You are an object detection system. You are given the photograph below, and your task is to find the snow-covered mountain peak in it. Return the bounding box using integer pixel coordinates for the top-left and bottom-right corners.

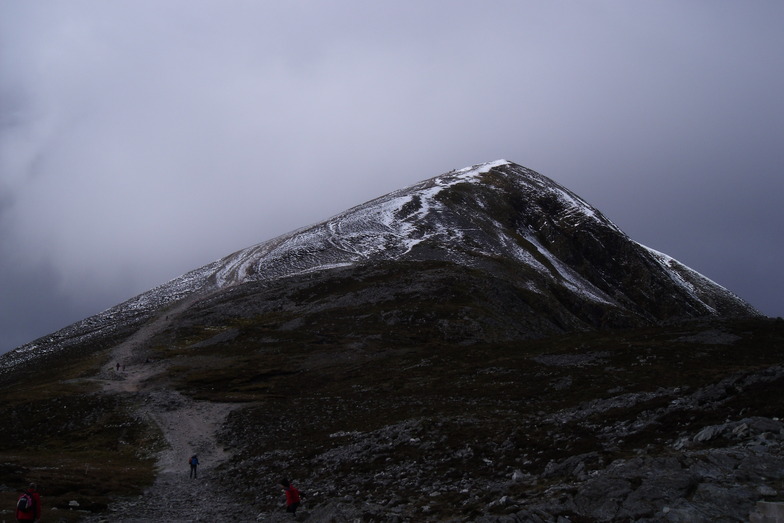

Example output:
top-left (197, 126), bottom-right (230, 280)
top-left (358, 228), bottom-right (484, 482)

top-left (140, 160), bottom-right (752, 315)
top-left (209, 161), bottom-right (588, 286)
top-left (444, 159), bottom-right (510, 180)
top-left (0, 160), bottom-right (760, 373)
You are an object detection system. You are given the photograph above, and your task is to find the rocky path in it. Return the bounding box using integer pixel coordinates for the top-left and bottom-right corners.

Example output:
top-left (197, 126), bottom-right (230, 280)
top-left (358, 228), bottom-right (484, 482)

top-left (83, 298), bottom-right (255, 522)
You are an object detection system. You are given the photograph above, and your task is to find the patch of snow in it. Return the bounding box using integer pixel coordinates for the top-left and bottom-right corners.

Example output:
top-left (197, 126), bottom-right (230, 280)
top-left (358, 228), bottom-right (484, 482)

top-left (523, 233), bottom-right (617, 306)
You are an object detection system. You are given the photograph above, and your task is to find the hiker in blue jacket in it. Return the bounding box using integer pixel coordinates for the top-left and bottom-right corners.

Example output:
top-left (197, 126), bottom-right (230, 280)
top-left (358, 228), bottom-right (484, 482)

top-left (189, 455), bottom-right (199, 479)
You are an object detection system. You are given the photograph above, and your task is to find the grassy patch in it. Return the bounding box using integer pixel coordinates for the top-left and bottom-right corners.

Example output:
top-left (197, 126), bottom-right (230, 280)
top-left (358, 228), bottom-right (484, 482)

top-left (0, 343), bottom-right (161, 517)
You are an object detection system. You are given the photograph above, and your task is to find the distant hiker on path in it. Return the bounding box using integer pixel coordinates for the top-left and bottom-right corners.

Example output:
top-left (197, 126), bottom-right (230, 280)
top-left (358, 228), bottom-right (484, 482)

top-left (15, 483), bottom-right (41, 523)
top-left (189, 454), bottom-right (199, 478)
top-left (280, 478), bottom-right (303, 517)
top-left (116, 362), bottom-right (120, 372)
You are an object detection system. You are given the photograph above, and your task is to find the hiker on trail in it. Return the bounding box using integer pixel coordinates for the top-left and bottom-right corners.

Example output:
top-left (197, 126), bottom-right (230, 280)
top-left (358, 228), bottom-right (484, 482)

top-left (15, 483), bottom-right (41, 523)
top-left (280, 478), bottom-right (303, 517)
top-left (189, 454), bottom-right (199, 478)
top-left (116, 362), bottom-right (120, 372)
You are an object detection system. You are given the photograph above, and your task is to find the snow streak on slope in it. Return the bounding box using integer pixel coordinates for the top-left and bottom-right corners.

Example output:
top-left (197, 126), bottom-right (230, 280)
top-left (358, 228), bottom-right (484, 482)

top-left (640, 245), bottom-right (742, 315)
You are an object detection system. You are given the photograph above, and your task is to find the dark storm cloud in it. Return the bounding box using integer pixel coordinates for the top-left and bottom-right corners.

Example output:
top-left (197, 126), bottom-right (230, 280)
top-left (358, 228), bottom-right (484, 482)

top-left (1, 1), bottom-right (782, 353)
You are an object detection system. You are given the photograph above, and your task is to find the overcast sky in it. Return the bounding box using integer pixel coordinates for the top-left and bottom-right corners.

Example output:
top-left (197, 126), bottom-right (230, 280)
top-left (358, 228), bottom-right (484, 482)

top-left (1, 1), bottom-right (782, 354)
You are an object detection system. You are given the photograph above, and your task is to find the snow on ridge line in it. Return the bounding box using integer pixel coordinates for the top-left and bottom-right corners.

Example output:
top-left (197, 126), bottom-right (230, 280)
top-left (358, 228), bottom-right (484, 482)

top-left (452, 159), bottom-right (510, 178)
top-left (639, 244), bottom-right (726, 291)
top-left (637, 243), bottom-right (747, 315)
top-left (395, 159), bottom-right (510, 193)
top-left (446, 160), bottom-right (617, 232)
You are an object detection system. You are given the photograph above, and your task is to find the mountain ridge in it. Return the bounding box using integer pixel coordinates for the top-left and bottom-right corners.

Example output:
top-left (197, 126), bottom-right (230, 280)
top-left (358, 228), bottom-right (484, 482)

top-left (121, 159), bottom-right (762, 318)
top-left (0, 160), bottom-right (760, 373)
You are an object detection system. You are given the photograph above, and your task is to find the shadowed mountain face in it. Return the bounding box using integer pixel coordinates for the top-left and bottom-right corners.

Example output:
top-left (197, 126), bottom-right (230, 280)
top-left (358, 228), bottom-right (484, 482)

top-left (0, 161), bottom-right (773, 522)
top-left (0, 160), bottom-right (759, 372)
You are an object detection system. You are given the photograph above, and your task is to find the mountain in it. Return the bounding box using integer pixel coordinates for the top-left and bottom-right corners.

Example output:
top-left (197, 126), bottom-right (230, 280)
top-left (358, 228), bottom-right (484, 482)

top-left (0, 160), bottom-right (759, 373)
top-left (0, 160), bottom-right (776, 523)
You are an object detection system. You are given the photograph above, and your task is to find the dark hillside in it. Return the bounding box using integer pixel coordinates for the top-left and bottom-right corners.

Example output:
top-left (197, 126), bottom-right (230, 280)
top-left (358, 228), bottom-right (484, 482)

top-left (208, 317), bottom-right (784, 521)
top-left (157, 260), bottom-right (638, 347)
top-left (0, 335), bottom-right (159, 521)
top-left (157, 306), bottom-right (784, 521)
top-left (2, 296), bottom-right (780, 521)
top-left (0, 275), bottom-right (781, 521)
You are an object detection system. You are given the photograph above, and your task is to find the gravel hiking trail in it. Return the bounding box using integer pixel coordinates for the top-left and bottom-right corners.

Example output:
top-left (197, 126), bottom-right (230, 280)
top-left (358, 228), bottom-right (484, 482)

top-left (82, 298), bottom-right (259, 522)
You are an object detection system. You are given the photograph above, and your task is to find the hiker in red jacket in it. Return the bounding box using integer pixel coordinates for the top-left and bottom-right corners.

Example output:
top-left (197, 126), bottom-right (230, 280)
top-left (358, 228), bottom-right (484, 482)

top-left (280, 478), bottom-right (303, 516)
top-left (16, 483), bottom-right (41, 523)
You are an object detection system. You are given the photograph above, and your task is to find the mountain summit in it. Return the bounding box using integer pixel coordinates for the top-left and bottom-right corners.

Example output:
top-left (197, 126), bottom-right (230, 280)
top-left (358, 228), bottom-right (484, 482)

top-left (2, 160), bottom-right (759, 370)
top-left (163, 159), bottom-right (757, 319)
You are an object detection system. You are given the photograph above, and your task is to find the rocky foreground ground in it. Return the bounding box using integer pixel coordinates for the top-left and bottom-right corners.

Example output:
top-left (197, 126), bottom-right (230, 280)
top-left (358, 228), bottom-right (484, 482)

top-left (219, 368), bottom-right (784, 522)
top-left (5, 306), bottom-right (780, 522)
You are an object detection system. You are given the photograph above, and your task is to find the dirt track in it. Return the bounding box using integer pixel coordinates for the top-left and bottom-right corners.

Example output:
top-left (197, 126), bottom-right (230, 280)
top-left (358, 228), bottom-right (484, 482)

top-left (83, 300), bottom-right (257, 522)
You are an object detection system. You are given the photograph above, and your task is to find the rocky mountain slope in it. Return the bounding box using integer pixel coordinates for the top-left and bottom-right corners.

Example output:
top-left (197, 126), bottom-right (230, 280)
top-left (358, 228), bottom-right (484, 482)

top-left (0, 160), bottom-right (776, 522)
top-left (0, 160), bottom-right (759, 373)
